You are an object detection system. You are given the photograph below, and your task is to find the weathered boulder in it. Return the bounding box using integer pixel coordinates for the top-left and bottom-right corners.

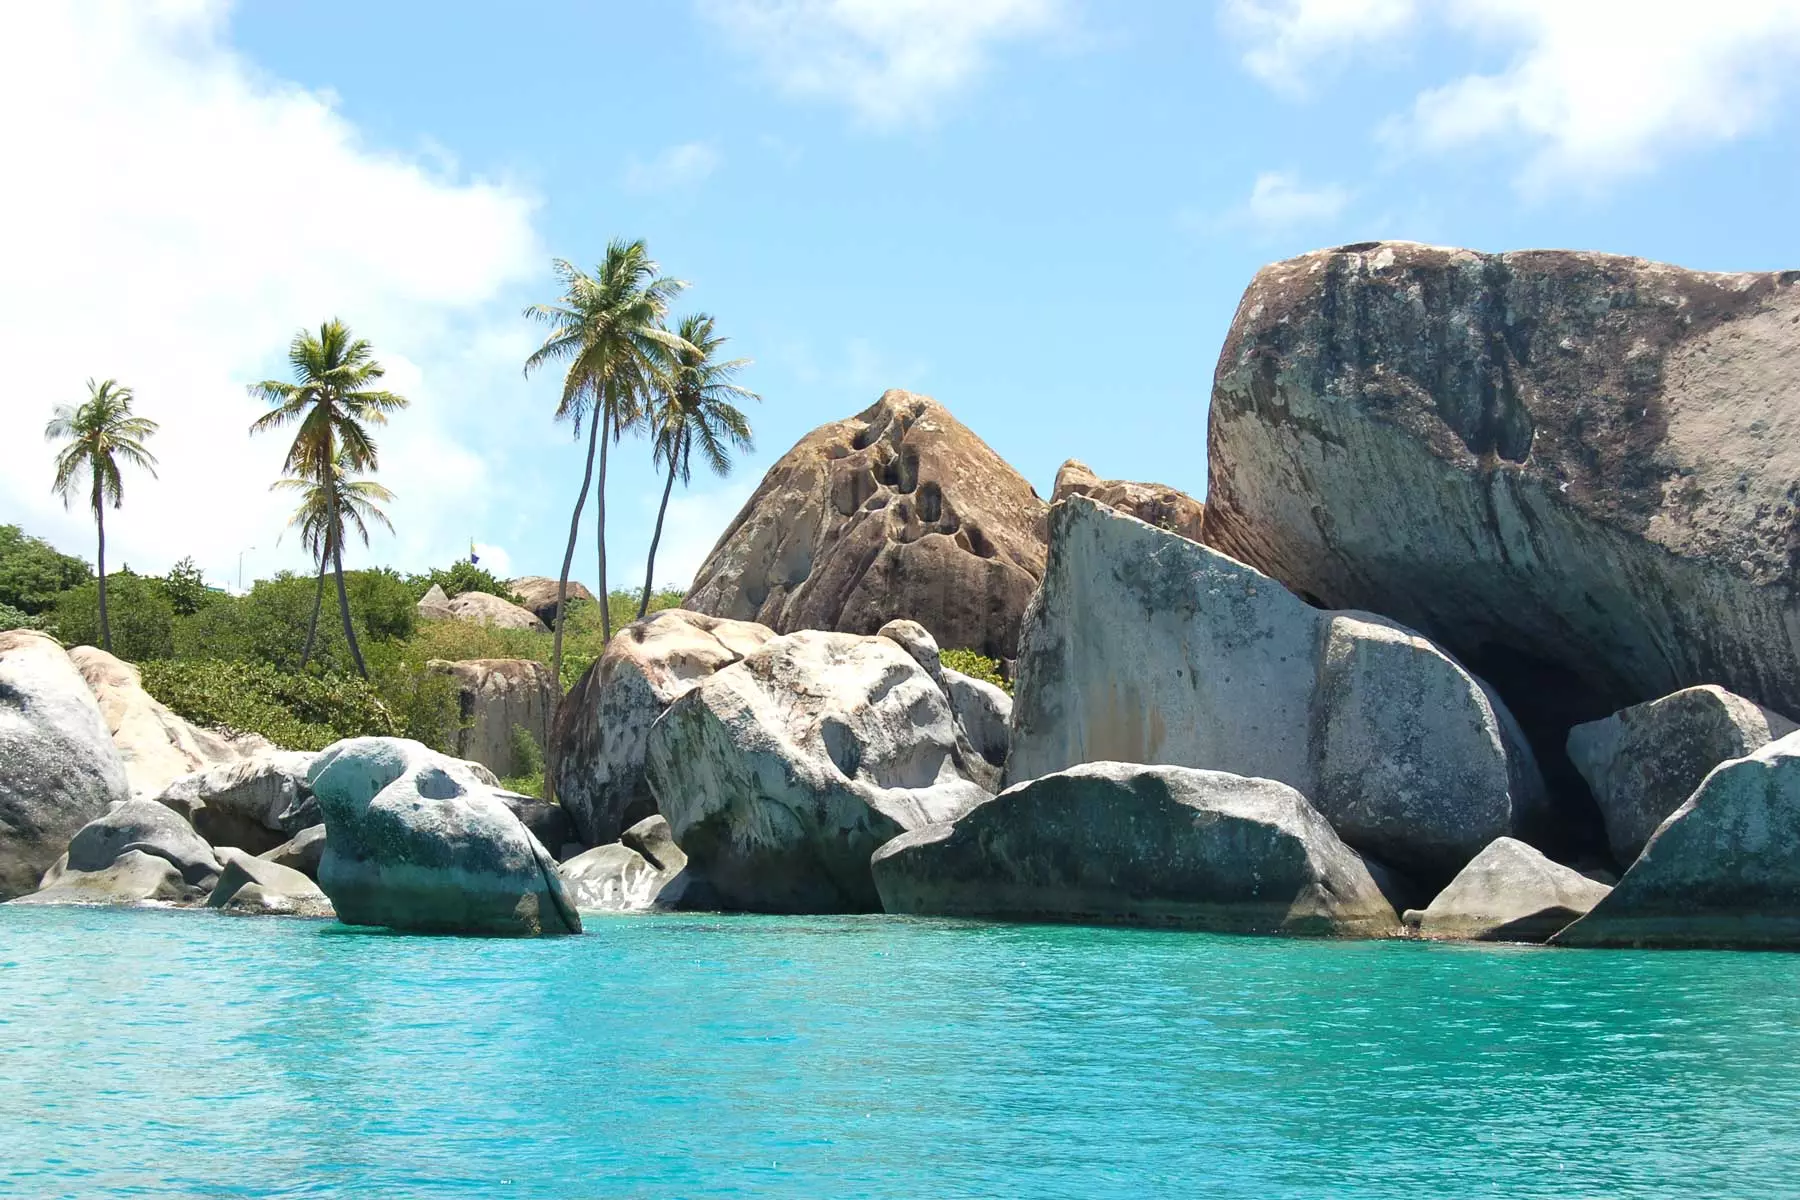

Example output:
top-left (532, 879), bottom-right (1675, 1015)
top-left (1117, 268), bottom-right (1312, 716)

top-left (1569, 686), bottom-right (1798, 867)
top-left (64, 798), bottom-right (223, 888)
top-left (427, 658), bottom-right (553, 778)
top-left (259, 824), bottom-right (326, 879)
top-left (557, 816), bottom-right (700, 913)
top-left (683, 390), bottom-right (1048, 660)
top-left (207, 847), bottom-right (333, 917)
top-left (308, 737), bottom-right (580, 936)
top-left (0, 630), bottom-right (131, 899)
top-left (872, 762), bottom-right (1396, 936)
top-left (417, 583), bottom-right (455, 621)
top-left (7, 850), bottom-right (192, 907)
top-left (1402, 837), bottom-right (1611, 942)
top-left (70, 645), bottom-right (256, 797)
top-left (551, 608), bottom-right (774, 846)
top-left (1555, 731), bottom-right (1800, 948)
top-left (1051, 458), bottom-right (1204, 542)
top-left (1008, 497), bottom-right (1545, 882)
top-left (442, 590), bottom-right (549, 632)
top-left (496, 792), bottom-right (576, 859)
top-left (153, 752), bottom-right (318, 856)
top-left (1205, 242), bottom-right (1800, 800)
top-left (875, 618), bottom-right (1007, 792)
top-left (646, 628), bottom-right (995, 913)
top-left (509, 576), bottom-right (596, 627)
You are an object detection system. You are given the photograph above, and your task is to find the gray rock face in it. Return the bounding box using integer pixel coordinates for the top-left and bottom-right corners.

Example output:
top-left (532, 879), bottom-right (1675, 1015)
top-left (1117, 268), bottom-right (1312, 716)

top-left (443, 590), bottom-right (549, 632)
top-left (509, 576), bottom-right (596, 628)
top-left (1051, 458), bottom-right (1205, 543)
top-left (66, 798), bottom-right (221, 888)
top-left (207, 847), bottom-right (333, 917)
top-left (495, 792), bottom-right (575, 859)
top-left (427, 658), bottom-right (553, 779)
top-left (153, 753), bottom-right (318, 856)
top-left (7, 850), bottom-right (192, 907)
top-left (646, 628), bottom-right (995, 913)
top-left (1205, 242), bottom-right (1800, 768)
top-left (557, 817), bottom-right (698, 913)
top-left (1569, 686), bottom-right (1798, 867)
top-left (1555, 731), bottom-right (1800, 948)
top-left (1007, 497), bottom-right (1545, 881)
top-left (1403, 837), bottom-right (1611, 943)
top-left (309, 737), bottom-right (580, 936)
top-left (872, 762), bottom-right (1397, 936)
top-left (551, 609), bottom-right (775, 846)
top-left (0, 630), bottom-right (132, 899)
top-left (259, 824), bottom-right (326, 879)
top-left (417, 584), bottom-right (455, 621)
top-left (70, 645), bottom-right (257, 798)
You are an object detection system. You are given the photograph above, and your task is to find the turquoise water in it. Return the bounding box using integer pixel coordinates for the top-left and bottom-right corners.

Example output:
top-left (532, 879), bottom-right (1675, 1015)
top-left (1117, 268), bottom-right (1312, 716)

top-left (3, 908), bottom-right (1799, 1199)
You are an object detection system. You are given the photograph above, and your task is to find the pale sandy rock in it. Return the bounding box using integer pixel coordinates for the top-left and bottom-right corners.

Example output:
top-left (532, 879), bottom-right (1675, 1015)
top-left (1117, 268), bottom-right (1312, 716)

top-left (207, 846), bottom-right (333, 917)
top-left (442, 591), bottom-right (549, 632)
top-left (558, 817), bottom-right (695, 913)
top-left (6, 849), bottom-right (192, 907)
top-left (69, 645), bottom-right (256, 798)
top-left (428, 658), bottom-right (553, 777)
top-left (416, 583), bottom-right (455, 621)
top-left (1052, 458), bottom-right (1204, 542)
top-left (684, 390), bottom-right (1048, 660)
top-left (509, 576), bottom-right (597, 627)
top-left (1404, 837), bottom-right (1611, 943)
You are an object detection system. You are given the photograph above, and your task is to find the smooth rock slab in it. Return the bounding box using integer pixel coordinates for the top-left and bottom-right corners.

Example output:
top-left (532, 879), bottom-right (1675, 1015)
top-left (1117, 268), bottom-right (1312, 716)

top-left (154, 753), bottom-right (318, 856)
top-left (1569, 686), bottom-right (1797, 867)
top-left (7, 849), bottom-right (192, 907)
top-left (208, 848), bottom-right (333, 917)
top-left (872, 762), bottom-right (1398, 937)
top-left (1403, 837), bottom-right (1611, 943)
top-left (64, 798), bottom-right (222, 888)
top-left (259, 825), bottom-right (326, 879)
top-left (70, 645), bottom-right (257, 799)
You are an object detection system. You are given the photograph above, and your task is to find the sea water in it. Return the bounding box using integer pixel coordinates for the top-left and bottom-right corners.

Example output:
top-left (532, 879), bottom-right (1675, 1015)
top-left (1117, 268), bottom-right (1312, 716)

top-left (3, 905), bottom-right (1798, 1199)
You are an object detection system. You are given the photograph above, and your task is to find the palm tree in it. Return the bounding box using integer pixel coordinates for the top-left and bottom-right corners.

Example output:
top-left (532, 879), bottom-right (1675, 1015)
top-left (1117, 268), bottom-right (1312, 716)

top-left (522, 240), bottom-right (688, 694)
top-left (638, 314), bottom-right (757, 620)
top-left (46, 379), bottom-right (159, 652)
top-left (274, 456), bottom-right (395, 671)
top-left (248, 320), bottom-right (407, 679)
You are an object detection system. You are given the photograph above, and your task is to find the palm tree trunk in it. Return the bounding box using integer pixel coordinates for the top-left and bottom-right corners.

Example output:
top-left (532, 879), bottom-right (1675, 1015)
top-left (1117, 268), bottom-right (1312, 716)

top-left (548, 409), bottom-right (602, 805)
top-left (298, 559), bottom-right (326, 670)
top-left (94, 492), bottom-right (110, 653)
top-left (596, 406), bottom-right (613, 642)
top-left (638, 454), bottom-right (679, 620)
top-left (327, 486), bottom-right (368, 679)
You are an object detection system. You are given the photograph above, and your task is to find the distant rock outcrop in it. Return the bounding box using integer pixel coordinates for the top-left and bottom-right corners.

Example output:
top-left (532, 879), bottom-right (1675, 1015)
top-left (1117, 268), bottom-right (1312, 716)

top-left (1051, 459), bottom-right (1204, 542)
top-left (509, 577), bottom-right (596, 628)
top-left (683, 390), bottom-right (1048, 660)
top-left (428, 658), bottom-right (553, 778)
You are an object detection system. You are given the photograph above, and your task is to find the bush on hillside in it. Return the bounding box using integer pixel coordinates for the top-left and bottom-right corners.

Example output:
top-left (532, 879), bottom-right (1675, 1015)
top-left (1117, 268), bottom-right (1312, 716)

top-left (939, 647), bottom-right (1010, 694)
top-left (171, 568), bottom-right (417, 673)
top-left (405, 561), bottom-right (520, 604)
top-left (0, 601), bottom-right (50, 632)
top-left (52, 571), bottom-right (176, 660)
top-left (139, 659), bottom-right (401, 752)
top-left (0, 525), bottom-right (91, 614)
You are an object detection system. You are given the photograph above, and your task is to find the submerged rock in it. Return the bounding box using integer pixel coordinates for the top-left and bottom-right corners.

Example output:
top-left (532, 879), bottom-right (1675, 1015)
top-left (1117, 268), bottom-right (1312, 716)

top-left (309, 737), bottom-right (581, 937)
top-left (872, 762), bottom-right (1397, 937)
top-left (1403, 837), bottom-right (1611, 943)
top-left (1568, 686), bottom-right (1797, 867)
top-left (0, 630), bottom-right (131, 899)
top-left (646, 628), bottom-right (995, 913)
top-left (1007, 497), bottom-right (1545, 882)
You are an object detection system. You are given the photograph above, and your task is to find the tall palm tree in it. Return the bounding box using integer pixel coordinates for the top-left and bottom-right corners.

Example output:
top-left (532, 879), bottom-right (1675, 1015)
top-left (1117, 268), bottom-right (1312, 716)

top-left (46, 379), bottom-right (159, 652)
top-left (248, 320), bottom-right (407, 679)
top-left (522, 240), bottom-right (687, 697)
top-left (274, 456), bottom-right (395, 671)
top-left (638, 314), bottom-right (757, 620)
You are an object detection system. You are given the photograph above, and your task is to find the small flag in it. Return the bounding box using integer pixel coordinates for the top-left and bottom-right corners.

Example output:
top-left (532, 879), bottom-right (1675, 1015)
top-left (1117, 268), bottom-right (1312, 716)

top-left (469, 537), bottom-right (480, 565)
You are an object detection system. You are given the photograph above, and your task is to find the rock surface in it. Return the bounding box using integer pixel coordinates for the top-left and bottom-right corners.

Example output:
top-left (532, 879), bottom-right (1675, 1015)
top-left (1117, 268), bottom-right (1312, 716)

top-left (1051, 459), bottom-right (1205, 542)
top-left (439, 590), bottom-right (549, 632)
top-left (495, 792), bottom-right (576, 859)
top-left (7, 850), bottom-right (192, 907)
top-left (63, 798), bottom-right (223, 888)
top-left (1555, 731), bottom-right (1800, 948)
top-left (1205, 242), bottom-right (1800, 781)
top-left (557, 816), bottom-right (699, 913)
top-left (308, 737), bottom-right (581, 936)
top-left (1008, 497), bottom-right (1545, 881)
top-left (69, 645), bottom-right (253, 798)
top-left (646, 627), bottom-right (995, 913)
top-left (1569, 686), bottom-right (1798, 867)
top-left (207, 847), bottom-right (333, 917)
top-left (153, 753), bottom-right (318, 856)
top-left (0, 631), bottom-right (132, 899)
top-left (1402, 837), bottom-right (1611, 942)
top-left (509, 576), bottom-right (597, 627)
top-left (873, 762), bottom-right (1397, 935)
top-left (551, 608), bottom-right (774, 846)
top-left (428, 658), bottom-right (553, 778)
top-left (683, 390), bottom-right (1048, 661)
top-left (259, 825), bottom-right (326, 879)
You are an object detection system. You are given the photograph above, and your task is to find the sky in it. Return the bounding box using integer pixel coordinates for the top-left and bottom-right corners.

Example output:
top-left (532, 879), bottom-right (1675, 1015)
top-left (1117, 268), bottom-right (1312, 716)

top-left (3, 0), bottom-right (1799, 595)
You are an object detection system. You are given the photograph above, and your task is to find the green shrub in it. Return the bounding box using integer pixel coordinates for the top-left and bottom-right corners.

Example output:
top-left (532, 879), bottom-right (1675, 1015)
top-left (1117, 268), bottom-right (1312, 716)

top-left (171, 568), bottom-right (416, 673)
top-left (161, 557), bottom-right (213, 616)
top-left (52, 570), bottom-right (176, 660)
top-left (499, 724), bottom-right (547, 798)
top-left (0, 601), bottom-right (50, 632)
top-left (138, 659), bottom-right (401, 751)
top-left (939, 647), bottom-right (1010, 694)
top-left (367, 649), bottom-right (463, 751)
top-left (0, 525), bottom-right (91, 614)
top-left (405, 561), bottom-right (520, 604)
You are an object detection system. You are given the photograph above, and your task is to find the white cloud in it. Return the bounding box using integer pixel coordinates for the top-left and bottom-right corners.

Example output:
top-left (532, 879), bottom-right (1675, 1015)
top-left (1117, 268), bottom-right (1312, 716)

top-left (698, 0), bottom-right (1066, 127)
top-left (470, 543), bottom-right (513, 579)
top-left (636, 480), bottom-right (757, 593)
top-left (1221, 0), bottom-right (1419, 95)
top-left (623, 141), bottom-right (723, 192)
top-left (1186, 170), bottom-right (1352, 237)
top-left (0, 1), bottom-right (542, 586)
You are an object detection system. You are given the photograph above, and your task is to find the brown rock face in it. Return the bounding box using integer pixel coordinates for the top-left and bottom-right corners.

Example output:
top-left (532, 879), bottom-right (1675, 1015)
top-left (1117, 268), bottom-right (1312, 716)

top-left (683, 390), bottom-right (1047, 660)
top-left (509, 577), bottom-right (597, 627)
top-left (1051, 459), bottom-right (1205, 542)
top-left (427, 658), bottom-right (554, 779)
top-left (1206, 241), bottom-right (1800, 814)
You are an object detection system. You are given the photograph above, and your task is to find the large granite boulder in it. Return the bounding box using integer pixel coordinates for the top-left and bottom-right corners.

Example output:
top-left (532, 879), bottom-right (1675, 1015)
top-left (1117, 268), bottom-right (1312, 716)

top-left (153, 752), bottom-right (318, 856)
top-left (1008, 496), bottom-right (1546, 882)
top-left (1205, 242), bottom-right (1800, 792)
top-left (509, 576), bottom-right (597, 627)
top-left (417, 583), bottom-right (455, 621)
top-left (1402, 837), bottom-right (1611, 942)
top-left (259, 824), bottom-right (326, 879)
top-left (683, 390), bottom-right (1048, 660)
top-left (1051, 458), bottom-right (1204, 542)
top-left (7, 850), bottom-right (191, 907)
top-left (61, 798), bottom-right (223, 888)
top-left (1555, 731), bottom-right (1800, 948)
top-left (558, 818), bottom-right (698, 913)
top-left (69, 645), bottom-right (255, 797)
top-left (308, 737), bottom-right (580, 936)
top-left (645, 627), bottom-right (996, 913)
top-left (872, 762), bottom-right (1397, 936)
top-left (207, 847), bottom-right (333, 917)
top-left (427, 658), bottom-right (553, 778)
top-left (551, 608), bottom-right (774, 846)
top-left (0, 631), bottom-right (132, 899)
top-left (1569, 686), bottom-right (1797, 867)
top-left (441, 590), bottom-right (549, 632)
top-left (496, 792), bottom-right (576, 859)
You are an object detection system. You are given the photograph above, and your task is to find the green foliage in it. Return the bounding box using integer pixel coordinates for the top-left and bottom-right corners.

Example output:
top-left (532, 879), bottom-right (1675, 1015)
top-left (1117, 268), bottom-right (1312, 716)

top-left (0, 525), bottom-right (91, 614)
top-left (509, 723), bottom-right (545, 777)
top-left (0, 601), bottom-right (50, 632)
top-left (404, 560), bottom-right (520, 603)
top-left (52, 570), bottom-right (175, 660)
top-left (138, 659), bottom-right (399, 752)
top-left (940, 647), bottom-right (1010, 694)
top-left (171, 568), bottom-right (415, 673)
top-left (161, 556), bottom-right (212, 615)
top-left (498, 770), bottom-right (545, 798)
top-left (367, 647), bottom-right (462, 750)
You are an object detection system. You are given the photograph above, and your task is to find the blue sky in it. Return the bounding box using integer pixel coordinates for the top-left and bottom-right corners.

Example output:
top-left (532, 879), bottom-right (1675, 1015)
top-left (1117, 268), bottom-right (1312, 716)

top-left (4, 0), bottom-right (1799, 594)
